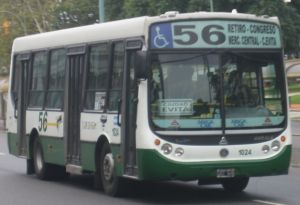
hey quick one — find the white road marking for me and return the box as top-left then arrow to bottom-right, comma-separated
253,199 -> 286,205
0,152 -> 6,156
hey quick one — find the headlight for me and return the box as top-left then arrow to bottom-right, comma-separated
161,143 -> 172,155
271,140 -> 281,151
174,147 -> 184,157
262,145 -> 270,154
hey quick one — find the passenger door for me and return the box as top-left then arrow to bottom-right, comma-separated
13,54 -> 30,157
64,46 -> 85,170
121,40 -> 142,176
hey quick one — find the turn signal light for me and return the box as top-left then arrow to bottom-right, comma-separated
280,136 -> 286,142
154,139 -> 161,146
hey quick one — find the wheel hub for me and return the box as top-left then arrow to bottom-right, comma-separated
103,153 -> 114,181
35,146 -> 43,172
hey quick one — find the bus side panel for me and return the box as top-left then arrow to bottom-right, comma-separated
79,143 -> 122,173
81,142 -> 96,172
7,132 -> 20,157
136,145 -> 291,181
80,113 -> 122,173
25,110 -> 65,165
39,136 -> 65,166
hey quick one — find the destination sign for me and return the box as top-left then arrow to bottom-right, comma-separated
150,20 -> 281,49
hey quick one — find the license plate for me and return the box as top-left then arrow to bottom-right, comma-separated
216,168 -> 235,178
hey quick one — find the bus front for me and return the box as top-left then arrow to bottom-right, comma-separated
137,14 -> 291,192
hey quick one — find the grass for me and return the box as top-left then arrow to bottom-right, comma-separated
288,83 -> 300,105
288,83 -> 300,93
290,95 -> 300,104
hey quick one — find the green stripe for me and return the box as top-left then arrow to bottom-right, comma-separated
7,133 -> 100,172
81,142 -> 96,171
39,136 -> 65,166
9,131 -> 291,180
7,133 -> 20,156
137,145 -> 292,180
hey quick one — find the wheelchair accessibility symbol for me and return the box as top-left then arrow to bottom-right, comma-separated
153,26 -> 169,48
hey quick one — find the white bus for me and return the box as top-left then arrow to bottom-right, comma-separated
7,11 -> 291,196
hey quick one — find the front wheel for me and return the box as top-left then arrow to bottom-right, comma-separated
33,138 -> 52,180
221,177 -> 249,193
99,141 -> 126,196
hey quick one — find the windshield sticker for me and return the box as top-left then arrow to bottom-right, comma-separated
153,119 -> 222,129
150,20 -> 281,49
231,119 -> 246,127
263,117 -> 273,126
169,120 -> 180,128
226,116 -> 283,127
159,99 -> 193,116
198,119 -> 214,128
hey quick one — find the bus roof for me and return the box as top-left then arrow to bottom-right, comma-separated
12,11 -> 279,52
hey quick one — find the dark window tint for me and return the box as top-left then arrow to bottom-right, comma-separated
85,44 -> 109,111
29,51 -> 47,107
108,42 -> 124,111
46,49 -> 66,109
11,56 -> 21,103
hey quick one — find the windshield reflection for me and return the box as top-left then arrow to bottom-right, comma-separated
149,52 -> 285,130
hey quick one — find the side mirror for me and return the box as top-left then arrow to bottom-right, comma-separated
134,51 -> 148,79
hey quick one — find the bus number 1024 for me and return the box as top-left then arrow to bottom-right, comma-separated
239,149 -> 252,156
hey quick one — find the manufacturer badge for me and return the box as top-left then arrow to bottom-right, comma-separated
219,136 -> 228,145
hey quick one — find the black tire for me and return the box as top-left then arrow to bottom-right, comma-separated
221,177 -> 249,193
33,138 -> 52,180
99,141 -> 125,196
26,159 -> 35,175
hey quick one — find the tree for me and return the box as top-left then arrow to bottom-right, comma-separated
105,0 -> 125,21
52,0 -> 99,30
0,0 -> 299,75
249,0 -> 300,54
0,0 -> 60,73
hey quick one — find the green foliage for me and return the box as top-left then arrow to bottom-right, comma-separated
249,0 -> 300,53
0,0 -> 300,75
53,0 -> 99,29
105,0 -> 125,21
187,0 -> 210,12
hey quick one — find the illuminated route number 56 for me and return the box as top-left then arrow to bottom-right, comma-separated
174,25 -> 226,45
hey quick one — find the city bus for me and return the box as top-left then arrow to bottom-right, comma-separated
6,11 -> 291,196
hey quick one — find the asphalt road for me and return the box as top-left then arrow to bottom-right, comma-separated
0,127 -> 300,205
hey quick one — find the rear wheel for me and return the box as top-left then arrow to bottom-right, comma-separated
99,141 -> 125,196
221,177 -> 249,193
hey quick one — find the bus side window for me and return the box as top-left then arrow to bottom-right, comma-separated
46,49 -> 66,109
28,51 -> 48,108
85,43 -> 109,111
108,42 -> 124,111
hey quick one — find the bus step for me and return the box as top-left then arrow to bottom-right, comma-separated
66,164 -> 82,175
18,154 -> 27,159
125,165 -> 138,177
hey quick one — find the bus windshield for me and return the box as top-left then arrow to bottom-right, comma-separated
149,52 -> 286,130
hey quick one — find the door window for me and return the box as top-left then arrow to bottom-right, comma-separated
29,51 -> 48,108
46,49 -> 66,109
85,43 -> 109,111
108,42 -> 125,111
